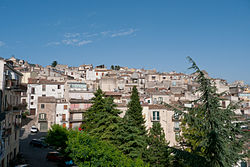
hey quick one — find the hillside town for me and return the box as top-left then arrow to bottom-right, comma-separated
0,56 -> 249,167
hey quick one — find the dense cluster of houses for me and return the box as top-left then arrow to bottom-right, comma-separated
0,56 -> 249,166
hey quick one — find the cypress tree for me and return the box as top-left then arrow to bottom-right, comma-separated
143,122 -> 171,167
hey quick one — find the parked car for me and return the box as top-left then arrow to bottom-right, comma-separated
46,152 -> 63,162
30,126 -> 38,133
30,139 -> 48,148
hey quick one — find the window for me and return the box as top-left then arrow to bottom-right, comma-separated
58,85 -> 61,89
158,97 -> 163,102
222,101 -> 226,108
153,98 -> 157,104
62,114 -> 66,121
152,76 -> 156,80
42,85 -> 46,91
64,105 -> 67,110
41,104 -> 45,109
174,122 -> 180,131
31,87 -> 35,94
31,102 -> 33,105
163,76 -> 166,80
39,113 -> 46,120
22,99 -> 26,103
42,94 -> 46,97
153,111 -> 160,121
31,96 -> 34,100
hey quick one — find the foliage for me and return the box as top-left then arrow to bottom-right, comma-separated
66,130 -> 148,167
115,116 -> 147,159
111,65 -> 120,70
170,57 -> 245,167
51,60 -> 57,67
46,124 -> 69,153
143,122 -> 171,167
82,88 -> 122,144
115,86 -> 147,159
125,86 -> 147,135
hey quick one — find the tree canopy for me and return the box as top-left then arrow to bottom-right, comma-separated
51,60 -> 57,67
170,57 -> 245,167
66,130 -> 147,167
82,88 -> 122,144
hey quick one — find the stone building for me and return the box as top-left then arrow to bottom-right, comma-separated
0,59 -> 23,167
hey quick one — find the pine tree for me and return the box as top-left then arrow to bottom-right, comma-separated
172,57 -> 245,167
115,86 -> 147,159
82,88 -> 121,144
115,116 -> 147,159
125,86 -> 147,135
143,122 -> 171,167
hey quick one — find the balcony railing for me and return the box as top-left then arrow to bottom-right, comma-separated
69,109 -> 86,113
151,117 -> 160,122
174,127 -> 181,132
69,118 -> 83,122
38,118 -> 47,122
60,119 -> 68,122
13,103 -> 27,110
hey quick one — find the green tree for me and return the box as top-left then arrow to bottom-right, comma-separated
126,86 -> 147,135
143,122 -> 171,167
115,116 -> 147,159
82,88 -> 122,144
51,60 -> 57,67
111,65 -> 114,70
171,57 -> 245,167
46,124 -> 69,153
66,130 -> 147,167
115,86 -> 147,159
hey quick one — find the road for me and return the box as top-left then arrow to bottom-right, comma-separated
19,129 -> 58,167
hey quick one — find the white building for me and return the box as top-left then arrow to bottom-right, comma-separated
27,78 -> 65,115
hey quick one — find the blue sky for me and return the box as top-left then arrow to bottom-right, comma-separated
0,0 -> 249,84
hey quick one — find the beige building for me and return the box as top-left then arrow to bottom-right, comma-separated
0,59 -> 23,167
37,97 -> 57,132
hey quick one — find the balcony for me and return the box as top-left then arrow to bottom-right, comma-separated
151,116 -> 160,122
38,118 -> 47,122
69,109 -> 86,113
60,119 -> 68,122
174,127 -> 181,132
13,103 -> 27,111
69,118 -> 83,123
